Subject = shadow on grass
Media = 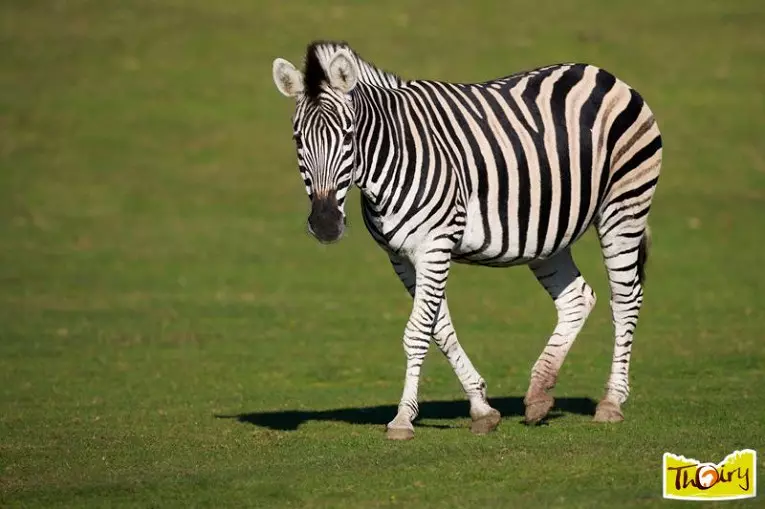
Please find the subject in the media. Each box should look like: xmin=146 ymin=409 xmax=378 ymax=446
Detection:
xmin=216 ymin=396 xmax=597 ymax=431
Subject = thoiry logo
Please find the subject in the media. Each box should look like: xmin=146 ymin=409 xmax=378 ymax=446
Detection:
xmin=663 ymin=449 xmax=757 ymax=501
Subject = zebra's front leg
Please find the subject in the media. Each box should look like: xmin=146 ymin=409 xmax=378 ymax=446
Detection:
xmin=385 ymin=253 xmax=436 ymax=440
xmin=387 ymin=253 xmax=500 ymax=439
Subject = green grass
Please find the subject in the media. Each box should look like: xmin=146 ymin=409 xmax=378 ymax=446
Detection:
xmin=1 ymin=0 xmax=764 ymax=507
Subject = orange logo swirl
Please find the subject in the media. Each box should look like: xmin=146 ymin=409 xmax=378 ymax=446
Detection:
xmin=696 ymin=464 xmax=720 ymax=489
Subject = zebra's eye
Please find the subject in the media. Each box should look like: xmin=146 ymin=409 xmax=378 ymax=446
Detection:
xmin=293 ymin=134 xmax=303 ymax=149
xmin=343 ymin=131 xmax=353 ymax=146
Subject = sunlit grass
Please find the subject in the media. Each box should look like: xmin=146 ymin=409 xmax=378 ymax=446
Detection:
xmin=1 ymin=0 xmax=764 ymax=507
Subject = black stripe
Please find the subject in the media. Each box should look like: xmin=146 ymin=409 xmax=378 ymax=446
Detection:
xmin=608 ymin=135 xmax=662 ymax=192
xmin=573 ymin=69 xmax=616 ymax=239
xmin=597 ymin=89 xmax=645 ymax=205
xmin=481 ymin=89 xmax=520 ymax=261
xmin=523 ymin=69 xmax=558 ymax=257
xmin=550 ymin=66 xmax=585 ymax=253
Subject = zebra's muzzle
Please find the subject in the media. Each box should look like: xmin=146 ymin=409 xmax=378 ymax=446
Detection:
xmin=307 ymin=194 xmax=345 ymax=244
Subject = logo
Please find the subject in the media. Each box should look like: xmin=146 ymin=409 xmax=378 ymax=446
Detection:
xmin=663 ymin=449 xmax=757 ymax=501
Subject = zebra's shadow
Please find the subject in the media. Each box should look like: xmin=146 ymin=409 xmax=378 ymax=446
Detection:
xmin=216 ymin=396 xmax=597 ymax=431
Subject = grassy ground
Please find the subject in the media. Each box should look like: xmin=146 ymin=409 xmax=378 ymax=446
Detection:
xmin=1 ymin=0 xmax=764 ymax=507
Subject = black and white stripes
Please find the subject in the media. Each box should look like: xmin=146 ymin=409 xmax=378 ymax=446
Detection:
xmin=272 ymin=41 xmax=663 ymax=438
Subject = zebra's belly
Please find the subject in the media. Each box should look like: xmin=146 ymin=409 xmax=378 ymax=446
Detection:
xmin=451 ymin=241 xmax=556 ymax=267
xmin=451 ymin=230 xmax=577 ymax=266
xmin=451 ymin=251 xmax=536 ymax=267
xmin=450 ymin=195 xmax=589 ymax=266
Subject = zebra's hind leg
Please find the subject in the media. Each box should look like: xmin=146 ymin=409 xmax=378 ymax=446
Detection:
xmin=524 ymin=249 xmax=596 ymax=424
xmin=387 ymin=253 xmax=500 ymax=438
xmin=592 ymin=220 xmax=651 ymax=423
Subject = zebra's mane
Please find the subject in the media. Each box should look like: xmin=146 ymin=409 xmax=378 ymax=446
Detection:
xmin=303 ymin=41 xmax=404 ymax=102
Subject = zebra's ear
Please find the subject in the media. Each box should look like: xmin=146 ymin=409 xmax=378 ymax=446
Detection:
xmin=327 ymin=50 xmax=359 ymax=94
xmin=273 ymin=58 xmax=304 ymax=98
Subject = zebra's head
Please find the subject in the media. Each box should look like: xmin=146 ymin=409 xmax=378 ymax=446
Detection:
xmin=272 ymin=46 xmax=360 ymax=244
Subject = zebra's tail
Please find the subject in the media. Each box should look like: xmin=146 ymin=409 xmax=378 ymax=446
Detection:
xmin=637 ymin=225 xmax=652 ymax=286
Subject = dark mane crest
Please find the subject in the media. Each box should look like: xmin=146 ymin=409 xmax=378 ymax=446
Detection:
xmin=300 ymin=40 xmax=403 ymax=103
xmin=303 ymin=43 xmax=327 ymax=102
xmin=303 ymin=40 xmax=351 ymax=103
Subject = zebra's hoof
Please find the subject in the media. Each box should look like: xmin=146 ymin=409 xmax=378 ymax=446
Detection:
xmin=593 ymin=399 xmax=624 ymax=423
xmin=524 ymin=393 xmax=554 ymax=424
xmin=470 ymin=408 xmax=501 ymax=435
xmin=386 ymin=426 xmax=415 ymax=440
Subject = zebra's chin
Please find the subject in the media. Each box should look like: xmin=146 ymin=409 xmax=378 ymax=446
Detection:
xmin=309 ymin=228 xmax=344 ymax=245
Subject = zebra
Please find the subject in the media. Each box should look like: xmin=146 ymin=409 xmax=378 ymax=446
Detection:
xmin=271 ymin=41 xmax=662 ymax=440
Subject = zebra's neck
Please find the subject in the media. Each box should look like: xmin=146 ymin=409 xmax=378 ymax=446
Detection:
xmin=351 ymin=82 xmax=406 ymax=207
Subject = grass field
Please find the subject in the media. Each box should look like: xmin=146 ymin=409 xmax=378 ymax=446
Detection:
xmin=1 ymin=0 xmax=764 ymax=507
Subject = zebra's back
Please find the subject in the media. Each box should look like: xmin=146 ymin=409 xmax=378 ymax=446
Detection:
xmin=403 ymin=63 xmax=662 ymax=266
